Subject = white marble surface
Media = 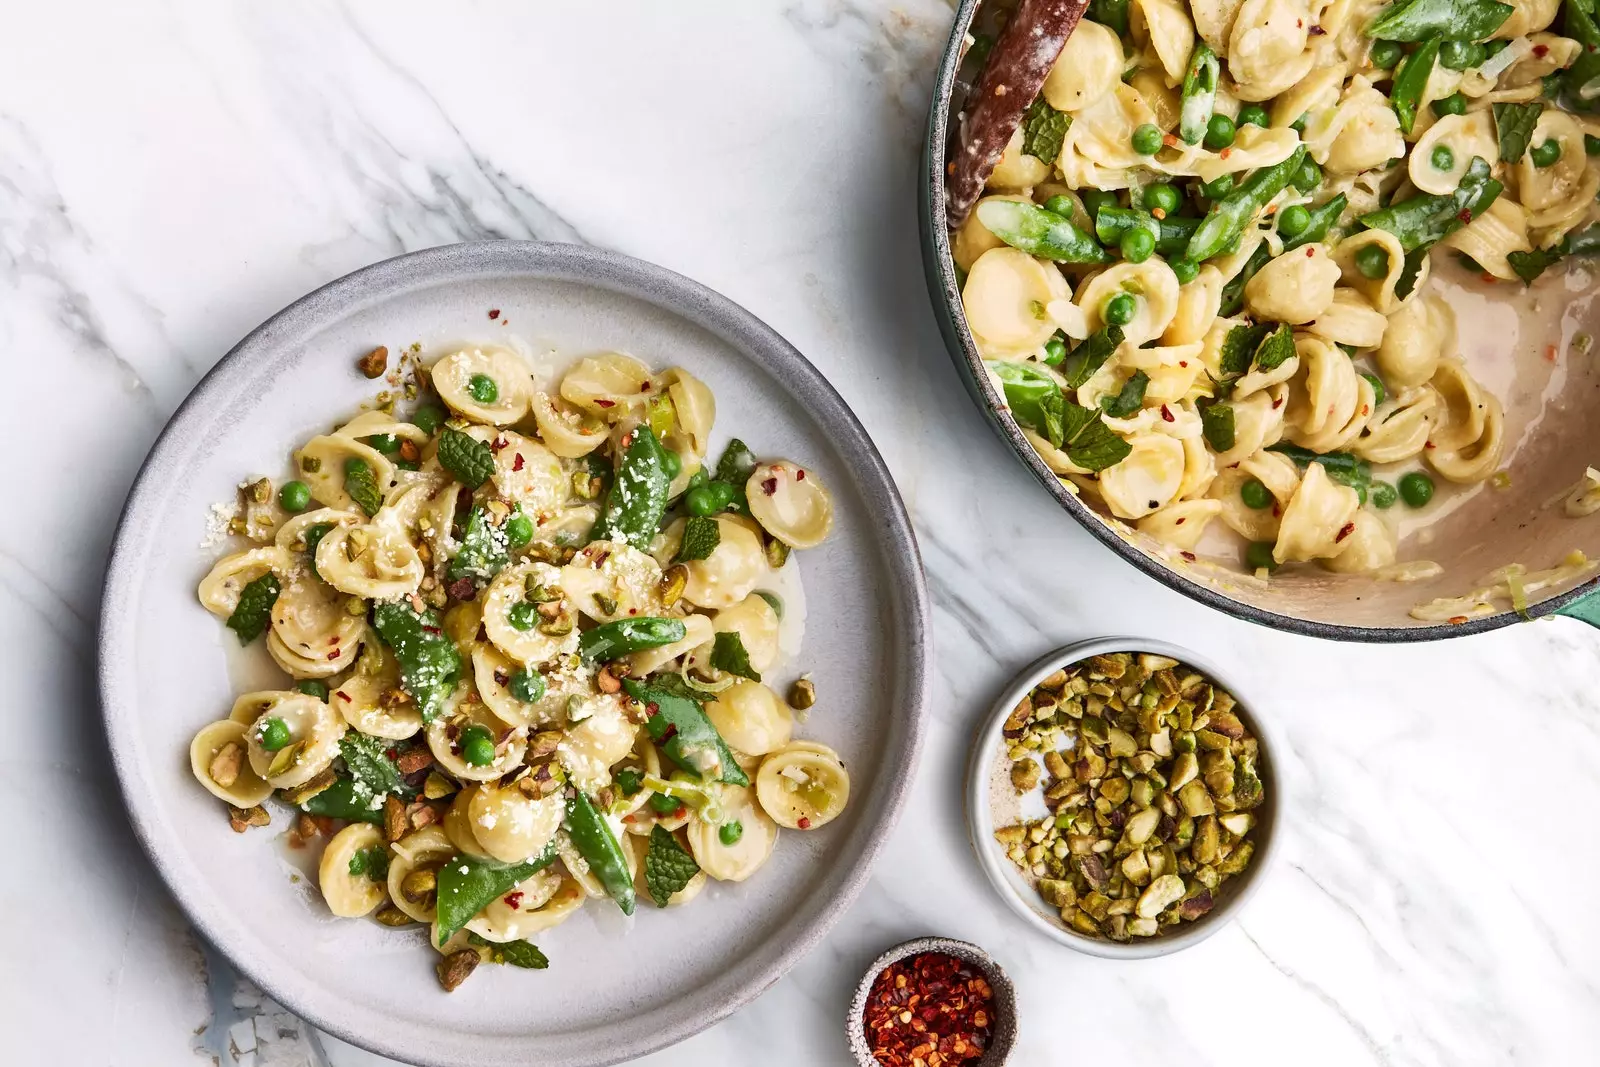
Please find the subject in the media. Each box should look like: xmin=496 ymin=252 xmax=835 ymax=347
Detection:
xmin=5 ymin=2 xmax=1600 ymax=1065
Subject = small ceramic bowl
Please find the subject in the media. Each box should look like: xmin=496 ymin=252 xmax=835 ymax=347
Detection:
xmin=966 ymin=637 xmax=1282 ymax=959
xmin=846 ymin=936 xmax=1017 ymax=1066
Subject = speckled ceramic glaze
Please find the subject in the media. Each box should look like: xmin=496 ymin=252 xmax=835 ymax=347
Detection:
xmin=966 ymin=639 xmax=1280 ymax=959
xmin=846 ymin=936 xmax=1017 ymax=1066
xmin=99 ymin=242 xmax=929 ymax=1067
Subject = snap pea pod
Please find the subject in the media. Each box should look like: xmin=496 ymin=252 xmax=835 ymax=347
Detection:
xmin=1180 ymin=42 xmax=1220 ymax=146
xmin=1358 ymin=156 xmax=1502 ymax=251
xmin=1185 ymin=145 xmax=1308 ymax=262
xmin=299 ymin=776 xmax=383 ymax=824
xmin=446 ymin=506 xmax=509 ymax=584
xmin=1391 ymin=35 xmax=1443 ymax=135
xmin=1217 ymin=243 xmax=1271 ymax=317
xmin=589 ymin=424 xmax=671 ymax=550
xmin=1094 ymin=208 xmax=1201 ymax=256
xmin=577 ymin=617 xmax=687 ymax=662
xmin=976 ymin=200 xmax=1110 ymax=264
xmin=1281 ymin=193 xmax=1348 ymax=252
xmin=371 ymin=599 xmax=462 ymax=722
xmin=990 ymin=360 xmax=1068 ymax=447
xmin=434 ymin=840 xmax=560 ymax=944
xmin=623 ymin=679 xmax=749 ymax=786
xmin=563 ymin=791 xmax=635 ymax=916
xmin=1366 ymin=0 xmax=1513 ymax=41
xmin=1088 ymin=0 xmax=1130 ymax=36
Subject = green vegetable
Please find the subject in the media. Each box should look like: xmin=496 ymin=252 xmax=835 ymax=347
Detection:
xmin=297 ymin=679 xmax=329 ymax=701
xmin=1400 ymin=470 xmax=1436 ymax=506
xmin=1093 ymin=207 xmax=1199 ymax=256
xmin=1204 ymin=112 xmax=1236 ymax=149
xmin=1021 ymin=96 xmax=1073 ymax=162
xmin=1564 ymin=0 xmax=1600 ymax=111
xmin=412 ymin=405 xmax=444 ymax=436
xmin=459 ymin=725 xmax=496 ymax=767
xmin=1254 ymin=325 xmax=1297 ymax=370
xmin=615 ymin=769 xmax=644 ymax=797
xmin=1056 ymin=402 xmax=1134 ymax=471
xmin=1391 ymin=35 xmax=1443 ymax=135
xmin=719 ymin=821 xmax=744 ymax=846
xmin=504 ymin=511 xmax=534 ymax=547
xmin=1290 ymin=112 xmax=1310 ymax=133
xmin=756 ymin=591 xmax=784 ymax=617
xmin=1268 ymin=443 xmax=1373 ymax=491
xmin=1202 ymin=174 xmax=1235 ymax=200
xmin=1186 ymin=145 xmax=1308 ymax=262
xmin=371 ymin=599 xmax=462 ymax=722
xmin=1180 ymin=43 xmax=1220 ymax=145
xmin=1367 ymin=0 xmax=1512 ymax=41
xmin=1277 ymin=204 xmax=1312 ymax=238
xmin=447 ymin=506 xmax=509 ymax=584
xmin=508 ymin=669 xmax=546 ymax=704
xmin=1372 ymin=480 xmax=1400 ymax=508
xmin=467 ymin=373 xmax=499 ymax=404
xmin=623 ymin=679 xmax=749 ymax=786
xmin=1104 ymin=293 xmax=1138 ymax=326
xmin=644 ymin=824 xmax=702 ymax=906
xmin=436 ymin=427 xmax=496 ymax=489
xmin=648 ymin=790 xmax=683 ymax=816
xmin=1240 ymin=478 xmax=1273 ymax=509
xmin=1356 ymin=244 xmax=1392 ymax=279
xmin=685 ymin=481 xmax=736 ymax=516
xmin=507 ymin=602 xmax=537 ymax=631
xmin=1542 ymin=71 xmax=1564 ymax=98
xmin=991 ymin=360 xmax=1068 ymax=447
xmin=1218 ymin=322 xmax=1275 ymax=378
xmin=300 ymin=776 xmax=383 ymax=824
xmin=1132 ymin=123 xmax=1163 ymax=155
xmin=435 ymin=842 xmax=559 ymax=945
xmin=673 ymin=514 xmax=722 ymax=563
xmin=579 ymin=617 xmax=687 ymax=663
xmin=278 ymin=480 xmax=311 ymax=512
xmin=1218 ymin=243 xmax=1271 ymax=316
xmin=1120 ymin=226 xmax=1156 ymax=263
xmin=348 ymin=846 xmax=390 ymax=880
xmin=1081 ymin=189 xmax=1119 ymax=222
xmin=302 ymin=522 xmax=333 ymax=562
xmin=1358 ymin=156 xmax=1502 ymax=251
xmin=1281 ymin=193 xmax=1348 ymax=253
xmin=1507 ymin=244 xmax=1565 ymax=282
xmin=1237 ymin=104 xmax=1269 ymax=127
xmin=1245 ymin=541 xmax=1279 ymax=571
xmin=1088 ymin=0 xmax=1131 ymax=36
xmin=363 ymin=433 xmax=400 ymax=455
xmin=1531 ymin=138 xmax=1562 ymax=167
xmin=1062 ymin=325 xmax=1125 ymax=389
xmin=590 ymin=425 xmax=672 ymax=551
xmin=1170 ymin=258 xmax=1201 ymax=284
xmin=1430 ymin=144 xmax=1456 ymax=171
xmin=1146 ymin=184 xmax=1181 ymax=216
xmin=564 ymin=791 xmax=635 ymax=915
xmin=1362 ymin=373 xmax=1387 ymax=405
xmin=1440 ymin=39 xmax=1486 ymax=69
xmin=1099 ymin=371 xmax=1149 ymax=417
xmin=343 ymin=458 xmax=383 ymax=517
xmin=339 ymin=733 xmax=405 ymax=799
xmin=660 ymin=448 xmax=682 ymax=481
xmin=975 ymin=200 xmax=1109 ymax=263
xmin=1433 ymin=92 xmax=1468 ymax=117
xmin=1200 ymin=402 xmax=1236 ymax=452
xmin=1043 ymin=334 xmax=1069 ymax=366
xmin=226 ymin=573 xmax=280 ymax=644
xmin=709 ymin=631 xmax=761 ymax=682
xmin=1292 ymin=157 xmax=1323 ymax=194
xmin=714 ymin=439 xmax=757 ymax=485
xmin=472 ymin=936 xmax=549 ymax=969
xmin=258 ymin=717 xmax=291 ymax=751
xmin=1370 ymin=39 xmax=1405 ymax=68
xmin=1587 ymin=133 xmax=1600 ymax=155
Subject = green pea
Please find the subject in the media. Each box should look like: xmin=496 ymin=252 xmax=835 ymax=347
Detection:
xmin=508 ymin=669 xmax=546 ymax=704
xmin=1432 ymin=93 xmax=1467 ymax=118
xmin=1104 ymin=293 xmax=1139 ymax=326
xmin=258 ymin=717 xmax=291 ymax=751
xmin=1292 ymin=158 xmax=1322 ymax=194
xmin=1240 ymin=478 xmax=1273 ymax=510
xmin=412 ymin=405 xmax=445 ymax=435
xmin=364 ymin=433 xmax=400 ymax=454
xmin=1145 ymin=183 xmax=1181 ymax=215
xmin=661 ymin=448 xmax=683 ymax=480
xmin=1531 ymin=138 xmax=1562 ymax=168
xmin=686 ymin=467 xmax=709 ymax=491
xmin=1290 ymin=112 xmax=1309 ymax=133
xmin=1543 ymin=72 xmax=1562 ymax=99
xmin=1399 ymin=471 xmax=1435 ymax=507
xmin=1120 ymin=227 xmax=1156 ymax=263
xmin=1371 ymin=480 xmax=1399 ymax=509
xmin=1361 ymin=373 xmax=1386 ymax=406
xmin=1277 ymin=204 xmax=1312 ymax=238
xmin=615 ymin=769 xmax=643 ymax=796
xmin=649 ymin=791 xmax=682 ymax=816
xmin=1204 ymin=113 xmax=1236 ymax=150
xmin=467 ymin=373 xmax=499 ymax=404
xmin=1430 ymin=144 xmax=1455 ymax=171
xmin=278 ymin=480 xmax=312 ymax=512
xmin=1170 ymin=258 xmax=1201 ymax=285
xmin=719 ymin=821 xmax=745 ymax=846
xmin=1484 ymin=39 xmax=1509 ymax=58
xmin=1370 ymin=40 xmax=1404 ymax=69
xmin=296 ymin=680 xmax=329 ymax=702
xmin=1355 ymin=244 xmax=1391 ymax=280
xmin=1439 ymin=40 xmax=1484 ymax=70
xmin=459 ymin=725 xmax=496 ymax=767
xmin=685 ymin=481 xmax=735 ymax=516
xmin=1202 ymin=173 xmax=1235 ymax=200
xmin=1082 ymin=189 xmax=1119 ymax=221
xmin=1237 ymin=104 xmax=1270 ymax=128
xmin=1587 ymin=134 xmax=1600 ymax=156
xmin=1245 ymin=541 xmax=1279 ymax=572
xmin=1043 ymin=194 xmax=1078 ymax=219
xmin=1043 ymin=335 xmax=1068 ymax=366
xmin=1132 ymin=123 xmax=1163 ymax=156
xmin=504 ymin=512 xmax=534 ymax=547
xmin=507 ymin=601 xmax=538 ymax=631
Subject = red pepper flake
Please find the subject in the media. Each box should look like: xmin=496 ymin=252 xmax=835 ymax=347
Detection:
xmin=1163 ymin=132 xmax=1179 ymax=148
xmin=1305 ymin=247 xmax=1315 ymax=257
xmin=1449 ymin=615 xmax=1470 ymax=624
xmin=493 ymin=670 xmax=510 ymax=687
xmin=1175 ymin=517 xmax=1186 ymax=525
xmin=640 ymin=381 xmax=651 ymax=391
xmin=1179 ymin=360 xmax=1188 ymax=367
xmin=1310 ymin=23 xmax=1326 ymax=34
xmin=336 ymin=691 xmax=352 ymax=702
xmin=596 ymin=398 xmax=616 ymax=408
xmin=1272 ymin=504 xmax=1282 ymax=517
xmin=798 ymin=817 xmax=812 ymax=829
xmin=863 ymin=952 xmax=993 ymax=1065
xmin=761 ymin=477 xmax=779 ymax=495
xmin=645 ymin=702 xmax=660 ymax=717
xmin=1534 ymin=43 xmax=1549 ymax=57
xmin=1545 ymin=343 xmax=1559 ymax=363
xmin=326 ymin=649 xmax=341 ymax=661
xmin=1181 ymin=550 xmax=1197 ymax=561
xmin=503 ymin=891 xmax=523 ymax=910
xmin=1457 ymin=208 xmax=1474 ymax=224
xmin=796 ymin=469 xmax=806 ymax=481
xmin=659 ymin=723 xmax=678 ymax=743
xmin=513 ymin=452 xmax=525 ymax=472
xmin=1220 ymin=147 xmax=1232 ymax=160
xmin=1336 ymin=522 xmax=1355 ymax=542
xmin=1160 ymin=404 xmax=1175 ymax=422
xmin=491 ymin=435 xmax=508 ymax=452
xmin=488 ymin=308 xmax=500 ymax=319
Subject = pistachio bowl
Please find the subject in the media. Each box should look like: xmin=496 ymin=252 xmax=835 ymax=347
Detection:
xmin=965 ymin=638 xmax=1282 ymax=959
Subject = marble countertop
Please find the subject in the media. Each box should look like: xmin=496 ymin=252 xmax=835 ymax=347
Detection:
xmin=6 ymin=3 xmax=1599 ymax=1065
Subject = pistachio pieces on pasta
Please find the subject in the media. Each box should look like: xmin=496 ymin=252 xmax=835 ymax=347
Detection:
xmin=995 ymin=652 xmax=1264 ymax=943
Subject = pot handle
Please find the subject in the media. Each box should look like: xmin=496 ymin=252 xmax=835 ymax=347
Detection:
xmin=1556 ymin=588 xmax=1600 ymax=628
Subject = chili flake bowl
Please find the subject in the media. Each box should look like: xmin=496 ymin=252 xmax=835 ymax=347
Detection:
xmin=846 ymin=936 xmax=1017 ymax=1067
xmin=966 ymin=638 xmax=1283 ymax=959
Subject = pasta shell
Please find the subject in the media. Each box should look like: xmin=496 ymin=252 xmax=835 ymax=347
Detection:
xmin=189 ymin=719 xmax=273 ymax=807
xmin=707 ymin=681 xmax=794 ymax=758
xmin=431 ymin=347 xmax=532 ymax=426
xmin=467 ymin=783 xmax=564 ymax=865
xmin=746 ymin=461 xmax=834 ymax=551
xmin=319 ymin=824 xmax=388 ymax=918
xmin=688 ymin=783 xmax=778 ymax=881
xmin=755 ymin=746 xmax=851 ymax=830
xmin=244 ymin=692 xmax=346 ymax=788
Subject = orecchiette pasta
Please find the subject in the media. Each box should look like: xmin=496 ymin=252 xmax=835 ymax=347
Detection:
xmin=1044 ymin=18 xmax=1125 ymax=112
xmin=432 ymin=347 xmax=532 ymax=425
xmin=1274 ymin=461 xmax=1360 ymax=564
xmin=1243 ymin=243 xmax=1339 ymax=323
xmin=319 ymin=824 xmax=389 ymax=918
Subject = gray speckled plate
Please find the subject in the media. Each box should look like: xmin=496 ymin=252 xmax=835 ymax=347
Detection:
xmin=99 ymin=242 xmax=929 ymax=1067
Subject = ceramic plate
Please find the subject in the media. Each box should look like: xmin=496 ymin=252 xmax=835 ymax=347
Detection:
xmin=100 ymin=242 xmax=929 ymax=1067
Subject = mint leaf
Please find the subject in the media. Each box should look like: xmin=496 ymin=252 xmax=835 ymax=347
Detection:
xmin=644 ymin=825 xmax=701 ymax=906
xmin=990 ymin=360 xmax=1067 ymax=447
xmin=1367 ymin=0 xmax=1513 ymax=41
xmin=1060 ymin=403 xmax=1133 ymax=472
xmin=339 ymin=733 xmax=405 ymax=802
xmin=1493 ymin=102 xmax=1543 ymax=162
xmin=344 ymin=457 xmax=383 ymax=516
xmin=226 ymin=573 xmax=280 ymax=644
xmin=371 ymin=599 xmax=462 ymax=722
xmin=1200 ymin=402 xmax=1236 ymax=453
xmin=437 ymin=426 xmax=496 ymax=489
xmin=447 ymin=506 xmax=509 ymax=584
xmin=710 ymin=631 xmax=761 ymax=682
xmin=673 ymin=515 xmax=722 ymax=563
xmin=1507 ymin=246 xmax=1564 ymax=283
xmin=489 ymin=940 xmax=549 ymax=969
xmin=1021 ymin=96 xmax=1071 ymax=162
xmin=1098 ymin=371 xmax=1149 ymax=418
xmin=348 ymin=845 xmax=389 ymax=880
xmin=714 ymin=439 xmax=757 ymax=484
xmin=300 ymin=776 xmax=383 ymax=823
xmin=1063 ymin=325 xmax=1125 ymax=389
xmin=1219 ymin=323 xmax=1273 ymax=378
xmin=1254 ymin=324 xmax=1296 ymax=370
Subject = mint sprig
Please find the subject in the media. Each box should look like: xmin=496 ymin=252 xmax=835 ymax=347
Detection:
xmin=1021 ymin=96 xmax=1071 ymax=162
xmin=673 ymin=515 xmax=721 ymax=563
xmin=644 ymin=825 xmax=701 ymax=906
xmin=226 ymin=573 xmax=280 ymax=644
xmin=437 ymin=426 xmax=496 ymax=489
xmin=709 ymin=631 xmax=761 ymax=682
xmin=339 ymin=733 xmax=404 ymax=802
xmin=344 ymin=457 xmax=383 ymax=516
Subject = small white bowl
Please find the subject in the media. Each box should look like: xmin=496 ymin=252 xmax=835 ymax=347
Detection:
xmin=965 ymin=637 xmax=1283 ymax=959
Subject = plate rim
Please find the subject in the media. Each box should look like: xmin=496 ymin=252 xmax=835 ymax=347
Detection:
xmin=98 ymin=240 xmax=931 ymax=1067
